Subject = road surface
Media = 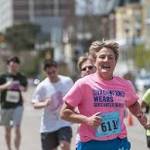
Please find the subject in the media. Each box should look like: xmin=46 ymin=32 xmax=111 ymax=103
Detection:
xmin=0 ymin=86 xmax=149 ymax=150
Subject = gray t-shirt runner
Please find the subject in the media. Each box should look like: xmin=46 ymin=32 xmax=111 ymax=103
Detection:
xmin=32 ymin=75 xmax=74 ymax=133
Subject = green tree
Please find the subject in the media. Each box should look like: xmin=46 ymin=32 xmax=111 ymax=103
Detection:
xmin=4 ymin=23 xmax=41 ymax=51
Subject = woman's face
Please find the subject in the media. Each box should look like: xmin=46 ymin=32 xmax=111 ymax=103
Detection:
xmin=95 ymin=47 xmax=117 ymax=80
xmin=80 ymin=59 xmax=96 ymax=77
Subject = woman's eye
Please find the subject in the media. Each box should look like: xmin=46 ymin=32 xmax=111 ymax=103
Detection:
xmin=99 ymin=55 xmax=105 ymax=59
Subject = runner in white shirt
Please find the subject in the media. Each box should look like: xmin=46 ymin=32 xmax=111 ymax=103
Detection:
xmin=32 ymin=59 xmax=74 ymax=150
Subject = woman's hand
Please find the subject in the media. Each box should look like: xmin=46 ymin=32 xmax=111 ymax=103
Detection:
xmin=85 ymin=112 xmax=102 ymax=128
xmin=137 ymin=112 xmax=150 ymax=129
xmin=44 ymin=97 xmax=52 ymax=107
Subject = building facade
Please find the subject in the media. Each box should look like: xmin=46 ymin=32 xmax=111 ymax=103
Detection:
xmin=143 ymin=0 xmax=150 ymax=49
xmin=116 ymin=3 xmax=143 ymax=43
xmin=0 ymin=0 xmax=75 ymax=61
xmin=0 ymin=0 xmax=13 ymax=32
xmin=0 ymin=0 xmax=75 ymax=32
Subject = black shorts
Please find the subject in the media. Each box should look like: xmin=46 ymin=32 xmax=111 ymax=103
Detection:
xmin=41 ymin=126 xmax=72 ymax=150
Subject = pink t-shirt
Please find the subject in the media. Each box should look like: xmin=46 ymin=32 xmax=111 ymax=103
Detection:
xmin=63 ymin=73 xmax=139 ymax=142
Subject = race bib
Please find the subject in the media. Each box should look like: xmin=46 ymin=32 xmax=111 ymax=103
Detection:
xmin=96 ymin=112 xmax=121 ymax=137
xmin=6 ymin=91 xmax=20 ymax=103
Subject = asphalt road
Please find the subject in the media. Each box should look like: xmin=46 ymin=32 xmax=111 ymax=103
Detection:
xmin=0 ymin=86 xmax=149 ymax=150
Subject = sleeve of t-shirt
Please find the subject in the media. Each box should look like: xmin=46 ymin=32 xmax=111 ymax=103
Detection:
xmin=63 ymin=79 xmax=83 ymax=107
xmin=125 ymin=80 xmax=139 ymax=107
xmin=32 ymin=84 xmax=46 ymax=103
xmin=0 ymin=75 xmax=6 ymax=85
xmin=20 ymin=75 xmax=28 ymax=87
xmin=142 ymin=89 xmax=150 ymax=105
xmin=65 ymin=77 xmax=74 ymax=93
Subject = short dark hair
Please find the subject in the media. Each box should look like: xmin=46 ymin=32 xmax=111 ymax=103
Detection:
xmin=7 ymin=56 xmax=20 ymax=64
xmin=43 ymin=59 xmax=58 ymax=70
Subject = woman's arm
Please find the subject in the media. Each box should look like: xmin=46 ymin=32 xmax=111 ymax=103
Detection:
xmin=60 ymin=102 xmax=101 ymax=128
xmin=128 ymin=101 xmax=150 ymax=129
xmin=32 ymin=98 xmax=51 ymax=109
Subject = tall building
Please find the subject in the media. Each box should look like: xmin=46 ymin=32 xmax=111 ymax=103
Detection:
xmin=0 ymin=0 xmax=75 ymax=31
xmin=0 ymin=0 xmax=30 ymax=31
xmin=0 ymin=0 xmax=75 ymax=60
xmin=0 ymin=0 xmax=13 ymax=32
xmin=75 ymin=0 xmax=120 ymax=51
xmin=143 ymin=0 xmax=150 ymax=49
xmin=116 ymin=3 xmax=143 ymax=42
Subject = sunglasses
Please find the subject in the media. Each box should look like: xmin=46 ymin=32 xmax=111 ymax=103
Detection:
xmin=81 ymin=66 xmax=95 ymax=71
